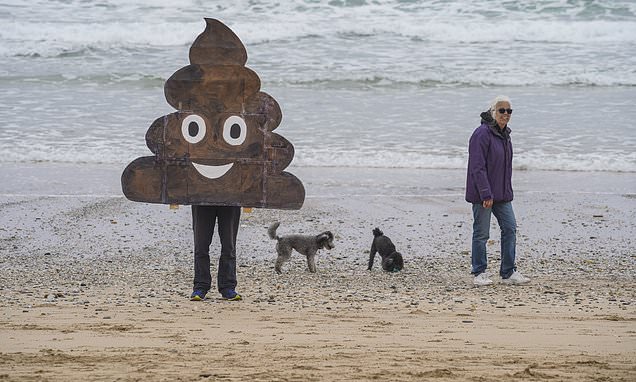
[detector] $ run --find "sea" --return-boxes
[1,0,635,173]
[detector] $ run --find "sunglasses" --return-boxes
[498,108,513,114]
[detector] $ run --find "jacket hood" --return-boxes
[480,110,511,138]
[480,110,494,125]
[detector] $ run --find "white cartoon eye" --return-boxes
[222,115,247,146]
[181,114,206,144]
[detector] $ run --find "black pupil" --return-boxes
[188,121,199,137]
[230,123,241,139]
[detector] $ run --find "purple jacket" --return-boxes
[465,111,514,204]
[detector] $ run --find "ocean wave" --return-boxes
[3,73,633,89]
[1,145,634,173]
[2,1,634,90]
[0,20,199,58]
[1,16,635,58]
[0,72,166,86]
[272,75,636,89]
[3,66,633,88]
[293,150,636,173]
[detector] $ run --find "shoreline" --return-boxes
[1,162,635,381]
[1,162,634,195]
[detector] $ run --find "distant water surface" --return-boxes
[1,0,635,172]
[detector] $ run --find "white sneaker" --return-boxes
[473,273,493,287]
[502,271,530,285]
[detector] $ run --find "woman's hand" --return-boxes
[482,199,493,208]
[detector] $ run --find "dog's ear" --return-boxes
[317,231,333,246]
[319,231,335,249]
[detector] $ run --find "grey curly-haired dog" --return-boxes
[368,228,404,272]
[268,222,335,274]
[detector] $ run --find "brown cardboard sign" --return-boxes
[121,18,304,209]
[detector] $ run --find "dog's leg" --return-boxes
[368,242,377,270]
[274,244,292,274]
[306,252,317,273]
[381,256,393,272]
[274,256,284,274]
[382,253,403,272]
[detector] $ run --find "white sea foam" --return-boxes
[2,0,636,54]
[2,0,635,86]
[0,20,201,57]
[2,144,634,173]
[293,150,636,173]
[1,16,634,57]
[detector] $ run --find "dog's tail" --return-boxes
[268,222,281,240]
[372,227,383,237]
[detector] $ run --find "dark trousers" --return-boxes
[192,205,241,293]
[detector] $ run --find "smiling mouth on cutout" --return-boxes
[191,162,234,179]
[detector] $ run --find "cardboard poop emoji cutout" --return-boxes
[122,18,304,209]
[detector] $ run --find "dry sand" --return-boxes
[0,164,635,381]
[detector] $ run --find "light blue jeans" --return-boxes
[471,201,517,278]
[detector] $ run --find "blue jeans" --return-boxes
[471,201,517,278]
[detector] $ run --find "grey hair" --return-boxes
[489,95,511,119]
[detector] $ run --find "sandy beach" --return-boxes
[2,1,636,380]
[0,164,635,381]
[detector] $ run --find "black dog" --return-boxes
[368,228,404,272]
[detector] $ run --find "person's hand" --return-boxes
[482,199,493,208]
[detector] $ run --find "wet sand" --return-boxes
[0,164,635,381]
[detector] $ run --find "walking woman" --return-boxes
[466,95,530,287]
